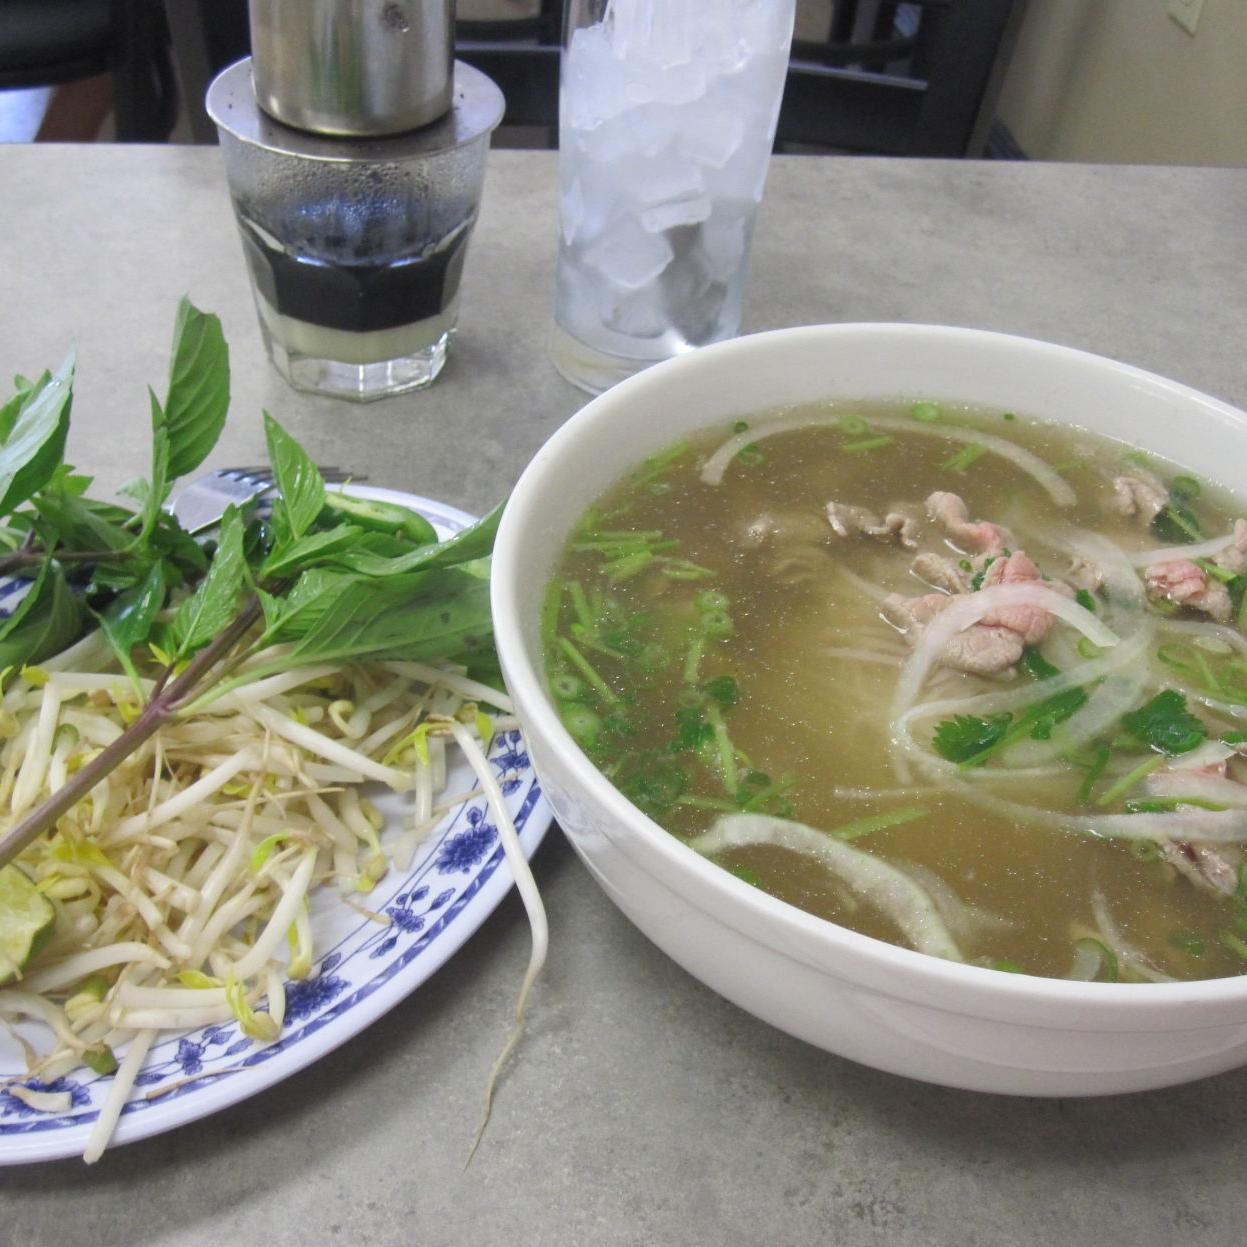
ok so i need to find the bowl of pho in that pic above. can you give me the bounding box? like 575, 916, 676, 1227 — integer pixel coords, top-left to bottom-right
492, 322, 1247, 1095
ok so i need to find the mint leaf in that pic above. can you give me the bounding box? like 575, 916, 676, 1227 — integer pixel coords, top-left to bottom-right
163, 298, 230, 480
0, 351, 73, 516
263, 411, 324, 540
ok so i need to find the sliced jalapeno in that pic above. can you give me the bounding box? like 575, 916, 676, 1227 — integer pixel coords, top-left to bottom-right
320, 493, 438, 546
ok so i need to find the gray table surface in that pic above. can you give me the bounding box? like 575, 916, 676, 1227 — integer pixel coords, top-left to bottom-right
2, 145, 1246, 1247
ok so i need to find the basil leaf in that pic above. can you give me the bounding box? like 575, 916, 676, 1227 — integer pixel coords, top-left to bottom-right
97, 562, 167, 684
0, 351, 74, 517
263, 411, 324, 541
259, 522, 364, 581
32, 487, 132, 555
135, 387, 174, 542
171, 506, 246, 656
0, 372, 49, 443
163, 298, 230, 480
0, 559, 85, 668
286, 568, 492, 666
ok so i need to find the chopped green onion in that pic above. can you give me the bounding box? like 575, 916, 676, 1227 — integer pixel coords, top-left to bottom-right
828, 805, 928, 842
562, 705, 602, 748
1196, 558, 1238, 585
557, 637, 620, 705
1075, 588, 1097, 613
1124, 796, 1228, 813
551, 672, 588, 702
1095, 755, 1165, 807
696, 590, 730, 614
1168, 931, 1206, 957
990, 959, 1025, 974
942, 443, 987, 474
603, 551, 654, 580
1071, 936, 1119, 982
837, 414, 870, 435
1077, 743, 1112, 805
840, 436, 894, 454
1219, 929, 1247, 960
701, 675, 741, 707
910, 401, 941, 422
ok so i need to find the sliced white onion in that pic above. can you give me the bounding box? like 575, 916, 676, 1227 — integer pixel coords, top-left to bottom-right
890, 583, 1119, 723
692, 813, 964, 961
701, 412, 1076, 506
1144, 773, 1247, 808
1048, 528, 1148, 616
1131, 532, 1242, 567
1090, 890, 1174, 983
1004, 672, 1148, 767
1159, 617, 1247, 655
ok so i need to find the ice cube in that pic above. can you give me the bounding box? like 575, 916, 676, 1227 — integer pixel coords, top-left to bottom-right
584, 216, 673, 290
560, 179, 586, 246
616, 153, 704, 210
676, 102, 745, 169
563, 25, 630, 128
699, 205, 752, 280
601, 282, 669, 338
640, 196, 713, 233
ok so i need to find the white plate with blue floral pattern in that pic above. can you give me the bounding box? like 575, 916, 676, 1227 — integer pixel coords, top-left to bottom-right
0, 489, 553, 1165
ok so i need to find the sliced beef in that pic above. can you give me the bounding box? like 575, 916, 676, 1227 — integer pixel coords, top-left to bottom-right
825, 501, 922, 548
1160, 843, 1242, 899
1111, 469, 1168, 526
1144, 558, 1233, 623
925, 491, 1012, 556
881, 591, 1025, 676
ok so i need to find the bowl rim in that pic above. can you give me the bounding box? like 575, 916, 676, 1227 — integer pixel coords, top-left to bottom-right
493, 322, 1247, 1013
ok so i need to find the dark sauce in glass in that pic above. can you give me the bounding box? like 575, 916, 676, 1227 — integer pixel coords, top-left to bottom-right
237, 213, 472, 334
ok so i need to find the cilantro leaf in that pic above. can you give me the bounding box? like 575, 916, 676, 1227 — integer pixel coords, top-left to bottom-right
1019, 648, 1060, 680
1121, 689, 1207, 755
933, 713, 1013, 763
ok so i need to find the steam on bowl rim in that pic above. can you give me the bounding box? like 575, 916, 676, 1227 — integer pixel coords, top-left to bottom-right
492, 322, 1247, 1021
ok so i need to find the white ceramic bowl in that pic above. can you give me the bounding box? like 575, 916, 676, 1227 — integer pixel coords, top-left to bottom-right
491, 323, 1247, 1096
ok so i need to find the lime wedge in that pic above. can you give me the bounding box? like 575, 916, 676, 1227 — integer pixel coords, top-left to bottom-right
0, 863, 55, 985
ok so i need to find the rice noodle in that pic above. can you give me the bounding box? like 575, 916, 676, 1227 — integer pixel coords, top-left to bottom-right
701, 411, 1077, 506
692, 813, 964, 961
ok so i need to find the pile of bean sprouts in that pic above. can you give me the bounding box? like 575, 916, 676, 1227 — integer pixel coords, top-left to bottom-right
0, 628, 545, 1163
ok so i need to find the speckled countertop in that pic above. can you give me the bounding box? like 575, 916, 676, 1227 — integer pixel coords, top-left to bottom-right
2, 146, 1246, 1246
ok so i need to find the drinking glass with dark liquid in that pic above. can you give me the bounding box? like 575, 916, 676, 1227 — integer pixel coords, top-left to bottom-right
208, 1, 502, 401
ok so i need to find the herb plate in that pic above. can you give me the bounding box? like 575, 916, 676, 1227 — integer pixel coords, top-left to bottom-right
0, 489, 553, 1165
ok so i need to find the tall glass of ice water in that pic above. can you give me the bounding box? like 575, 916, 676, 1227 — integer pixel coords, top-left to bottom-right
550, 0, 796, 395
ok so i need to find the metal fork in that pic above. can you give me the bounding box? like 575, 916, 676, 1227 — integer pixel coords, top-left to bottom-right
169, 465, 356, 534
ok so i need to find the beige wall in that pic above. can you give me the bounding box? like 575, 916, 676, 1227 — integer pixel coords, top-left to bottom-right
996, 0, 1247, 167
